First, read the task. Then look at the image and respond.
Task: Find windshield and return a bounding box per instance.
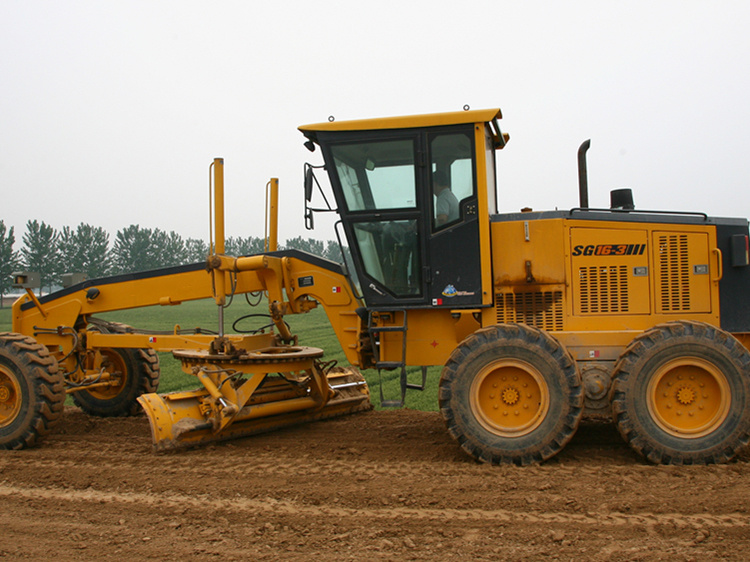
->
[330,138,421,297]
[331,139,417,212]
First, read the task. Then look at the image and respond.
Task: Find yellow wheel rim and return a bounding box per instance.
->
[87,350,127,400]
[470,359,550,437]
[647,358,731,438]
[0,366,22,429]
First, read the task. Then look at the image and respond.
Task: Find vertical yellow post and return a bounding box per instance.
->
[267,178,279,252]
[214,158,225,255]
[212,158,227,335]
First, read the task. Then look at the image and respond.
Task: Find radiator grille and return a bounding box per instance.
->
[578,265,629,314]
[658,233,690,311]
[496,291,564,331]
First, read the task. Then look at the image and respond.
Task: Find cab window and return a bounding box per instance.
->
[430,133,474,230]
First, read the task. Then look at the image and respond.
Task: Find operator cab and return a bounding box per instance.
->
[300,108,506,309]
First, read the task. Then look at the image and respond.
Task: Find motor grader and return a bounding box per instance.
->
[2,107,750,465]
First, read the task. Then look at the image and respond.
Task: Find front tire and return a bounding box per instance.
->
[439,324,583,465]
[611,321,750,464]
[0,333,65,449]
[73,347,160,417]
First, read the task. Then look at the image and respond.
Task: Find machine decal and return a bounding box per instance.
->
[441,284,477,298]
[442,284,458,297]
[572,244,646,257]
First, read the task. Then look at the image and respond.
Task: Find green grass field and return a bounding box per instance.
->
[0,298,440,411]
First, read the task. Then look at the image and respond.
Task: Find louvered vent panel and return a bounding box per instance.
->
[495,291,563,331]
[659,234,691,311]
[577,265,630,314]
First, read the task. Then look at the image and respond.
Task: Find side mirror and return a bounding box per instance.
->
[304,166,314,202]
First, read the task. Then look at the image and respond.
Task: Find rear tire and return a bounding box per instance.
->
[611,321,750,464]
[0,333,65,449]
[439,324,583,465]
[73,347,160,417]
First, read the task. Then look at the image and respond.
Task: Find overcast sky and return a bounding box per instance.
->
[2,1,750,247]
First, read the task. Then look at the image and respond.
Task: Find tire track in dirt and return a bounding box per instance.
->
[4,452,743,483]
[2,409,749,559]
[1,482,747,530]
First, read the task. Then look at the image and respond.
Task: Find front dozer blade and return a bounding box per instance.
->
[138,368,371,451]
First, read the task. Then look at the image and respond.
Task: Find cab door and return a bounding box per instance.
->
[425,128,484,308]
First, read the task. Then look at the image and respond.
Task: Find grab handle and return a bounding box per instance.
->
[712,248,723,282]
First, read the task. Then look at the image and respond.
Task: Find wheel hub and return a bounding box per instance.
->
[0,368,22,428]
[648,358,730,438]
[501,386,520,406]
[84,350,128,400]
[675,386,696,406]
[470,360,550,437]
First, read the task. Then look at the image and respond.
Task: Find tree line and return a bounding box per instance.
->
[0,219,344,299]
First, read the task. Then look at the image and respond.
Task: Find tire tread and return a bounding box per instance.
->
[611,321,750,464]
[0,332,65,450]
[439,323,583,465]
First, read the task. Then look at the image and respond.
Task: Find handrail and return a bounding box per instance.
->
[568,207,709,220]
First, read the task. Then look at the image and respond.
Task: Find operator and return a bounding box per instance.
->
[433,170,459,227]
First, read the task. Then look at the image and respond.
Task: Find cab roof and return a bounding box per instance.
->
[299,108,502,137]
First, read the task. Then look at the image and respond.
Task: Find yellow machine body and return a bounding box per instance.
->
[367,217,726,367]
[298,108,750,465]
[4,108,750,466]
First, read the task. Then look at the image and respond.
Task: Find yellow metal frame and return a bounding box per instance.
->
[299,108,503,134]
[9,156,373,450]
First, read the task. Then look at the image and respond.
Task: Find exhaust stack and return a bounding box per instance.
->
[577,139,591,208]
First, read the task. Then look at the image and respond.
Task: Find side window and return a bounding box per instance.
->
[430,133,474,229]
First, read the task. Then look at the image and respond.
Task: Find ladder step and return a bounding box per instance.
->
[369,326,407,333]
[376,361,403,370]
[370,309,410,408]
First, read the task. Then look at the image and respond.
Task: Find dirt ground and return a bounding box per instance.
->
[1,407,749,561]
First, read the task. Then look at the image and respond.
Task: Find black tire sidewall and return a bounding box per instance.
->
[614,324,750,463]
[0,336,62,449]
[441,325,582,464]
